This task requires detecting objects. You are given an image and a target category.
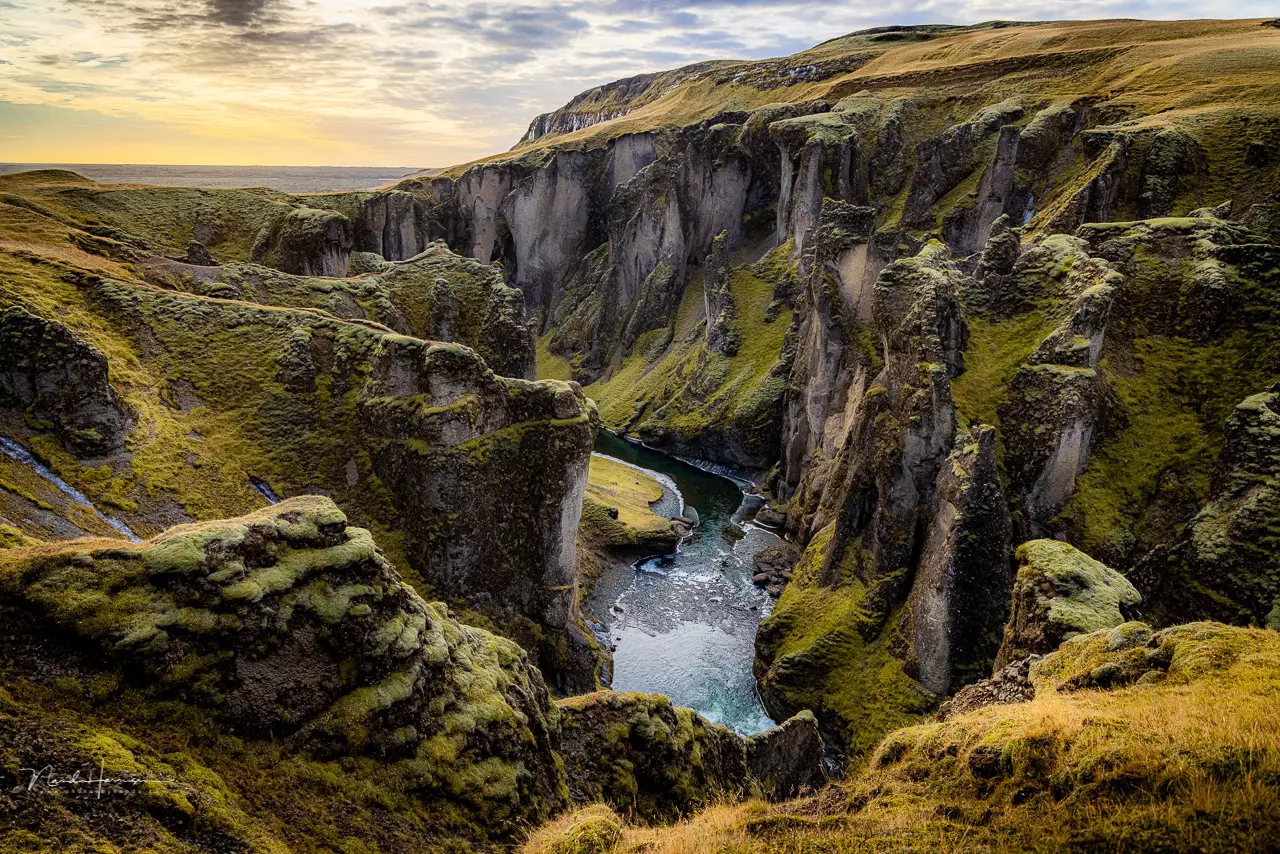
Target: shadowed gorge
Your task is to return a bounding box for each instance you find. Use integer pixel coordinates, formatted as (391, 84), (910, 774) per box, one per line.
(2, 14), (1280, 854)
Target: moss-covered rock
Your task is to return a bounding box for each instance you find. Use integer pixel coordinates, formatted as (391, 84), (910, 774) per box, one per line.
(995, 539), (1140, 668)
(556, 691), (824, 823)
(251, 207), (354, 277)
(0, 497), (569, 834)
(1135, 383), (1280, 627)
(0, 306), (132, 456)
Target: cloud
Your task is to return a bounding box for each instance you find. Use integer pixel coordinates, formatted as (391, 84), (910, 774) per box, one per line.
(1, 0), (1278, 165)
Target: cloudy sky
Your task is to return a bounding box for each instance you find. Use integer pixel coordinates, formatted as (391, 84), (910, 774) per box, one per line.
(0, 0), (1273, 168)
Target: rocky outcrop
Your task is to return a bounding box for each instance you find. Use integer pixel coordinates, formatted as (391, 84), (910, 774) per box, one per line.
(752, 541), (800, 597)
(0, 497), (569, 828)
(903, 425), (1012, 694)
(776, 199), (883, 537)
(359, 339), (598, 691)
(0, 306), (131, 455)
(745, 709), (826, 799)
(817, 242), (966, 604)
(994, 539), (1140, 669)
(146, 243), (536, 379)
(999, 239), (1121, 532)
(1135, 384), (1280, 628)
(936, 654), (1039, 721)
(557, 691), (824, 821)
(702, 231), (739, 356)
(252, 207), (353, 277)
(356, 190), (432, 261)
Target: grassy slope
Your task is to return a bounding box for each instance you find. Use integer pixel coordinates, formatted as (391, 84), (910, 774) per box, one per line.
(581, 248), (793, 456)
(526, 621), (1280, 853)
(584, 455), (669, 536)
(431, 19), (1280, 180)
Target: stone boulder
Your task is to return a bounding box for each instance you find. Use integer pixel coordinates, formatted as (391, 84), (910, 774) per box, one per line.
(994, 539), (1140, 669)
(0, 306), (131, 455)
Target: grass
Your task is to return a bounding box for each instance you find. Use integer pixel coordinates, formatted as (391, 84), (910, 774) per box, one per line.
(584, 455), (669, 536)
(525, 621), (1280, 853)
(537, 331), (575, 381)
(754, 525), (937, 755)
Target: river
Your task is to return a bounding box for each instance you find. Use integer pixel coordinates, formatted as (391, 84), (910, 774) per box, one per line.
(589, 431), (777, 735)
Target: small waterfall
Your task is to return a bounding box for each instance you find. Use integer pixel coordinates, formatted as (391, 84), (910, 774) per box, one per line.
(249, 476), (281, 504)
(0, 437), (141, 542)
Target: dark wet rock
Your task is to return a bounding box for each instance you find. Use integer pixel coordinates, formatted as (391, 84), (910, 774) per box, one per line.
(754, 506), (787, 528)
(0, 306), (131, 455)
(746, 709), (826, 799)
(994, 539), (1140, 669)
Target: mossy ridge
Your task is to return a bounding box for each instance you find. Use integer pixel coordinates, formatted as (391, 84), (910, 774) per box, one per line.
(556, 691), (752, 824)
(1052, 221), (1280, 567)
(6, 176), (299, 262)
(158, 243), (534, 378)
(0, 497), (570, 849)
(753, 525), (935, 756)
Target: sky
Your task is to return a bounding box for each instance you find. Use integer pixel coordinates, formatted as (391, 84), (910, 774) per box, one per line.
(0, 0), (1274, 168)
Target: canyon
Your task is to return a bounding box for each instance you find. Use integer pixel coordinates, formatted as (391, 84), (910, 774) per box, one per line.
(1, 16), (1280, 853)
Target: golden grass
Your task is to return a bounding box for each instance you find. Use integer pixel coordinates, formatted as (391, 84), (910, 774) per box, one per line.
(523, 623), (1280, 853)
(585, 455), (669, 534)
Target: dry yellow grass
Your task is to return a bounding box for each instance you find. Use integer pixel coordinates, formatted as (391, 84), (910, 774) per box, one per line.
(522, 622), (1280, 853)
(432, 17), (1280, 180)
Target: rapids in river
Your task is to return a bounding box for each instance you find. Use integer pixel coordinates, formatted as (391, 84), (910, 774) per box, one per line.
(589, 431), (778, 735)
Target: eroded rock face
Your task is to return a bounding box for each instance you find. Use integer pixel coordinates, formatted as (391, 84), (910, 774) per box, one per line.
(1136, 384), (1280, 628)
(252, 207), (354, 277)
(703, 231), (739, 356)
(746, 709), (826, 799)
(358, 338), (599, 692)
(904, 425), (1012, 694)
(357, 190), (431, 261)
(557, 691), (824, 821)
(0, 306), (131, 455)
(994, 539), (1140, 669)
(0, 497), (569, 826)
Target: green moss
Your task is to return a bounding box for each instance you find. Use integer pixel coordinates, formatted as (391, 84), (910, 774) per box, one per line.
(951, 311), (1055, 430)
(1016, 540), (1141, 637)
(755, 525), (935, 754)
(583, 249), (793, 461)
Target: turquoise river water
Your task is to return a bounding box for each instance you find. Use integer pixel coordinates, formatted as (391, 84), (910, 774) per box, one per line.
(589, 431), (778, 735)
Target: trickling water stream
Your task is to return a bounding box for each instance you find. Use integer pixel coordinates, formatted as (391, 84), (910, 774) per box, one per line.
(590, 431), (777, 735)
(0, 437), (141, 542)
